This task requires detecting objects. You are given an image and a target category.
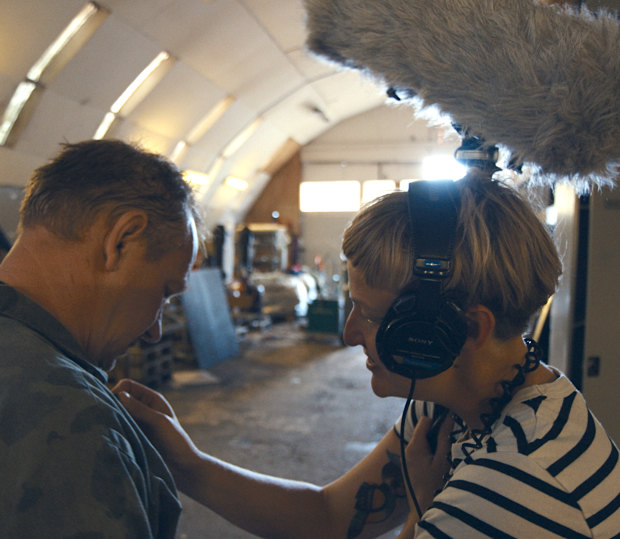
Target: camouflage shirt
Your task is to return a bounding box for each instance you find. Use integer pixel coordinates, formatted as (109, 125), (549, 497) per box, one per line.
(0, 284), (181, 538)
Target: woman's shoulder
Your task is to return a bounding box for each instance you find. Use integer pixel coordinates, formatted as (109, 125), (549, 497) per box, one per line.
(465, 372), (618, 486)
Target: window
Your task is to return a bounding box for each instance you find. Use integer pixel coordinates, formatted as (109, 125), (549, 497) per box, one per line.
(361, 180), (397, 204)
(299, 181), (361, 212)
(300, 173), (463, 213)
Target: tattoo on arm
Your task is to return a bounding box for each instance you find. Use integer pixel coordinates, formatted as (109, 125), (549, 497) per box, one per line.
(347, 451), (405, 539)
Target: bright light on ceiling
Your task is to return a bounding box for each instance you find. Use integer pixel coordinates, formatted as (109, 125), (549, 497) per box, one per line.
(27, 2), (102, 83)
(94, 51), (173, 139)
(225, 176), (249, 191)
(184, 170), (211, 187)
(186, 96), (235, 145)
(0, 82), (37, 145)
(222, 117), (263, 158)
(1, 1), (106, 146)
(110, 52), (171, 114)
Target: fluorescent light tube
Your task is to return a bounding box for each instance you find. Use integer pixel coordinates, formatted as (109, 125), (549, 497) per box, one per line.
(0, 81), (37, 146)
(110, 52), (171, 114)
(27, 2), (101, 83)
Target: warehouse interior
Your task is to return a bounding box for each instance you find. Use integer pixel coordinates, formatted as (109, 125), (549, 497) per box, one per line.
(1, 1), (619, 537)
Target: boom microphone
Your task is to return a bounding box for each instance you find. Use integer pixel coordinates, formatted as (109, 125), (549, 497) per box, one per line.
(303, 0), (620, 190)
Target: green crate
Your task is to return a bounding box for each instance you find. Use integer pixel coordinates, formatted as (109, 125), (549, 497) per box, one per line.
(307, 299), (343, 334)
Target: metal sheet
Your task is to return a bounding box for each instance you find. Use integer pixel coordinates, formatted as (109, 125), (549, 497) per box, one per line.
(181, 267), (239, 369)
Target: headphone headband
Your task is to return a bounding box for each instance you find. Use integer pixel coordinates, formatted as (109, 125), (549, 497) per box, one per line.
(408, 180), (460, 278)
(375, 179), (467, 379)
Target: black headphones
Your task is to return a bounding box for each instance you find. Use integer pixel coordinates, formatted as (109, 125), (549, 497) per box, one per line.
(375, 180), (468, 379)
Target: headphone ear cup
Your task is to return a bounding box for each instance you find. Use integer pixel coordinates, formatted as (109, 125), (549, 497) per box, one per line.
(434, 298), (469, 361)
(376, 292), (468, 379)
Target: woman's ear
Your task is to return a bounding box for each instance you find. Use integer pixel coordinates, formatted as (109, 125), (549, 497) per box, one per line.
(102, 210), (149, 271)
(464, 305), (496, 348)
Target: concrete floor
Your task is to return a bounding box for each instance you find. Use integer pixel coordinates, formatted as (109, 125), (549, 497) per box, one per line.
(161, 321), (404, 538)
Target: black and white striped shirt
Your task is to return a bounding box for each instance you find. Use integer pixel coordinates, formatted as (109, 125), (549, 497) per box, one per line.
(398, 372), (620, 537)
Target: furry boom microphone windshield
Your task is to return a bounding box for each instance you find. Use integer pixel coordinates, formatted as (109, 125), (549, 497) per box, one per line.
(304, 0), (620, 190)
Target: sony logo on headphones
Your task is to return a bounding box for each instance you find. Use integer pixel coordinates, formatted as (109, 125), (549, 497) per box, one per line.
(408, 336), (434, 346)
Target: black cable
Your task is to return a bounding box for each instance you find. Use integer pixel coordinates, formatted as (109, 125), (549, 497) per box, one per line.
(399, 378), (423, 519)
(460, 339), (542, 462)
(399, 340), (543, 523)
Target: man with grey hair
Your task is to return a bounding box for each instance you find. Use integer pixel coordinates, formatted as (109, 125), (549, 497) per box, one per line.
(0, 139), (200, 538)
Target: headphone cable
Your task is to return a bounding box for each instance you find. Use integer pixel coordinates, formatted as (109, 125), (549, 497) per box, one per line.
(400, 378), (423, 519)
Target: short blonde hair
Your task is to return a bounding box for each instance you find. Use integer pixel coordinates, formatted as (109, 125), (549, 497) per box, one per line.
(342, 175), (562, 339)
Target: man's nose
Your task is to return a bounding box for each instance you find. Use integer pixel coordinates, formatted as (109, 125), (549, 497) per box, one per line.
(141, 317), (162, 344)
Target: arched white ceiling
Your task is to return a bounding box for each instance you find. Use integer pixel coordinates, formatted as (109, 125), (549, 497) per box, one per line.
(0, 0), (387, 227)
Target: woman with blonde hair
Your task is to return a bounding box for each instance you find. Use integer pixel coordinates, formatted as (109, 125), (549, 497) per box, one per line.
(116, 174), (619, 537)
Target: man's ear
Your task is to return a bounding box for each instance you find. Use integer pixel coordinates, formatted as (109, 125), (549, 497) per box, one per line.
(103, 211), (149, 271)
(464, 305), (496, 348)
